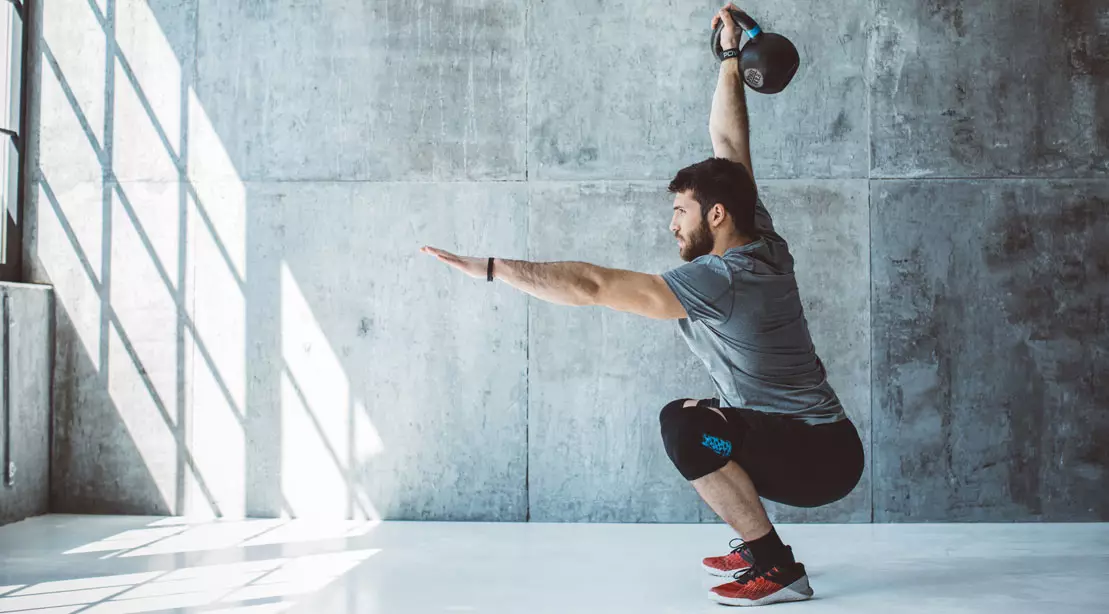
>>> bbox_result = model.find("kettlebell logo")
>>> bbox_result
[744,68,764,88]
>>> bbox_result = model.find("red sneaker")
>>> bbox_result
[709,561,814,607]
[702,538,755,577]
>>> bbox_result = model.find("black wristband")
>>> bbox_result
[720,48,740,61]
[487,257,494,282]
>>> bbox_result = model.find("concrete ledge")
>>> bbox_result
[0,282,54,527]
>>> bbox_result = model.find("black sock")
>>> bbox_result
[745,528,792,568]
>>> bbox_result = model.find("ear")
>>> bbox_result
[710,203,728,227]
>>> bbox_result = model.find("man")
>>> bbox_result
[421,3,863,607]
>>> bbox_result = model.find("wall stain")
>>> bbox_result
[928,0,967,38]
[984,194,1109,340]
[829,110,850,141]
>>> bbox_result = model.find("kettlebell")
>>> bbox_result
[711,8,799,94]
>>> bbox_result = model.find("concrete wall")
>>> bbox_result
[0,283,53,527]
[21,0,1108,521]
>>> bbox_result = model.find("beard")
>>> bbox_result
[677,217,714,262]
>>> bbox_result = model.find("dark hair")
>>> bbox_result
[667,157,757,237]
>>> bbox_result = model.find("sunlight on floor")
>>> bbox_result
[65,517,381,558]
[0,549,378,614]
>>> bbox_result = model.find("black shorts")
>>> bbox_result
[698,398,864,508]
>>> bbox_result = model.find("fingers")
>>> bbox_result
[433,252,459,266]
[421,246,458,262]
[720,8,734,27]
[714,11,731,30]
[714,3,738,28]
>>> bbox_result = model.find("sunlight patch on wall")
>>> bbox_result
[35,180,104,369]
[112,0,183,181]
[281,263,353,519]
[40,0,107,168]
[188,185,247,517]
[107,320,179,507]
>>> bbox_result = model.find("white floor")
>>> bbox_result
[0,516,1106,614]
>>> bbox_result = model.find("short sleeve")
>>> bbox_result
[661,255,734,324]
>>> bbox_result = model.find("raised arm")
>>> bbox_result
[709,4,754,177]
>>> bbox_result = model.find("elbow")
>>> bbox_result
[580,279,602,307]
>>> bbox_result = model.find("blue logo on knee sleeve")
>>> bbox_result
[701,434,732,457]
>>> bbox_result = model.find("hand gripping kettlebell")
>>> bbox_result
[711,8,799,94]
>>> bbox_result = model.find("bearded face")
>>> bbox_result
[676,212,715,262]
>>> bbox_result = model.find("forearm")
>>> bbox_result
[492,259,604,306]
[709,57,752,169]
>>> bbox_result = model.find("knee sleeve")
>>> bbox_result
[659,399,736,481]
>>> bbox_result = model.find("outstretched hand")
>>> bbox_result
[421,246,488,280]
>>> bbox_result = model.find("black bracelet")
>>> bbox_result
[720,48,740,61]
[487,257,494,282]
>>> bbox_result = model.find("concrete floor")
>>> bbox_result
[0,516,1106,613]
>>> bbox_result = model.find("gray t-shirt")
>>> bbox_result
[661,199,846,426]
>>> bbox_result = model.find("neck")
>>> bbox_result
[711,233,758,257]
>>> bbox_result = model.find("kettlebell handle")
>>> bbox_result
[728,8,762,39]
[713,7,762,58]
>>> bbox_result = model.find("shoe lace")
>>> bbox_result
[732,563,768,585]
[728,537,747,555]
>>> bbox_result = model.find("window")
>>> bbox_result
[0,0,23,281]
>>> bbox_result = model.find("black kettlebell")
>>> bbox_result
[711,8,799,94]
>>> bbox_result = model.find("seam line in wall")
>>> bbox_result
[867,6,875,524]
[524,0,530,524]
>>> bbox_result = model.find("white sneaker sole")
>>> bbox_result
[702,562,751,577]
[708,576,814,607]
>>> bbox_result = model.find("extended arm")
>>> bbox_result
[420,247,687,319]
[493,259,688,320]
[710,7,754,176]
[491,259,600,307]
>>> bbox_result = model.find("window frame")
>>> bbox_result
[0,0,27,283]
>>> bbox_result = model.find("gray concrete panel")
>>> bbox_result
[527,1,869,180]
[27,179,186,515]
[25,0,197,185]
[236,181,530,520]
[194,0,527,181]
[27,0,112,186]
[111,0,198,183]
[870,1,1109,178]
[872,180,1109,521]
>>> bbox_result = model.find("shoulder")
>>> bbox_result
[671,254,733,278]
[662,255,735,295]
